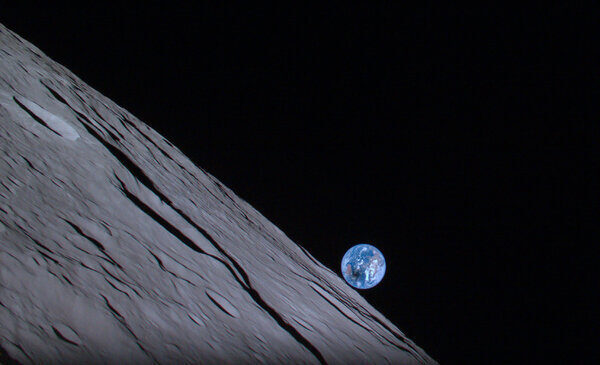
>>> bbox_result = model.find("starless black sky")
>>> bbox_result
[2,3,597,363]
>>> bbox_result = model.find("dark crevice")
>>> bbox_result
[47,271,61,281]
[99,220,113,233]
[292,318,314,332]
[42,85,133,165]
[76,115,174,207]
[71,89,88,106]
[100,264,129,285]
[61,275,73,285]
[176,161,197,180]
[101,295,125,322]
[149,251,166,271]
[118,115,139,133]
[61,93,326,363]
[63,220,105,250]
[300,271,423,359]
[215,182,252,222]
[21,156,41,173]
[17,64,29,74]
[101,296,156,362]
[88,104,107,122]
[40,81,68,105]
[12,96,60,137]
[74,113,99,131]
[71,244,92,256]
[236,282,327,363]
[82,103,123,139]
[310,268,421,358]
[166,207,327,364]
[88,262,142,298]
[99,264,133,288]
[52,326,79,346]
[119,186,205,256]
[148,151,162,167]
[70,105,92,125]
[118,114,135,128]
[164,202,250,286]
[163,138,175,148]
[37,250,59,265]
[135,341,157,363]
[19,229,53,254]
[310,285,405,352]
[102,253,122,269]
[1,181,12,191]
[79,262,96,272]
[168,343,181,351]
[119,185,247,288]
[63,219,122,269]
[121,184,326,363]
[51,88,98,129]
[366,313,425,362]
[104,278,131,298]
[0,344,24,364]
[1,80,17,92]
[12,343,32,363]
[176,275,195,286]
[299,245,326,268]
[206,292,237,318]
[120,115,173,160]
[105,126,127,145]
[204,186,228,206]
[310,286,382,338]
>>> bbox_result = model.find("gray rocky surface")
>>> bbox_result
[0,23,437,364]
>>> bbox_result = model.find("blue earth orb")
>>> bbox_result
[341,243,386,289]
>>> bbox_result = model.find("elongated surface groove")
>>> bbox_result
[0,23,437,364]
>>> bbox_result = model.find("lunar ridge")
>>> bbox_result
[0,23,437,364]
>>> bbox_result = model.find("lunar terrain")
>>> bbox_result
[0,23,437,364]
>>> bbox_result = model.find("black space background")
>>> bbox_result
[2,3,597,364]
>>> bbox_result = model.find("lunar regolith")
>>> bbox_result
[0,23,437,364]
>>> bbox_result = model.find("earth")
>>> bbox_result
[341,244,386,289]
